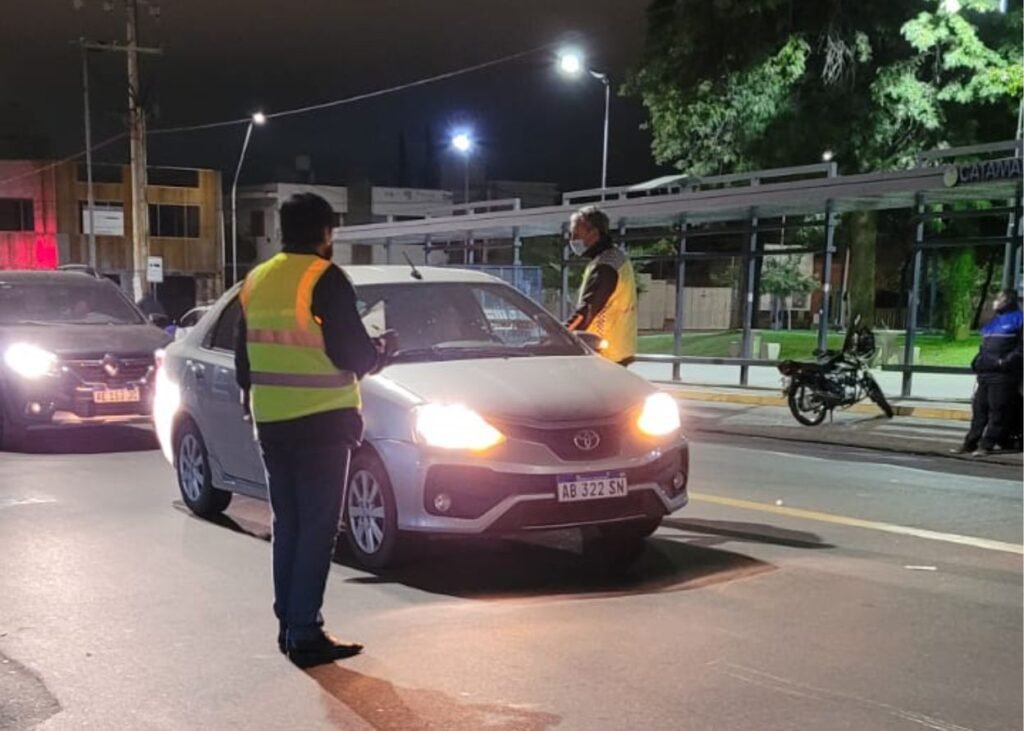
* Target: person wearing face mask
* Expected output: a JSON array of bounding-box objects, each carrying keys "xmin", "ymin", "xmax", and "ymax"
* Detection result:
[
  {"xmin": 955, "ymin": 288, "xmax": 1023, "ymax": 457},
  {"xmin": 234, "ymin": 192, "xmax": 396, "ymax": 667},
  {"xmin": 565, "ymin": 205, "xmax": 638, "ymax": 366}
]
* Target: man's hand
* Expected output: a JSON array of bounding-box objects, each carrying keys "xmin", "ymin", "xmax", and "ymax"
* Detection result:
[{"xmin": 371, "ymin": 330, "xmax": 399, "ymax": 373}]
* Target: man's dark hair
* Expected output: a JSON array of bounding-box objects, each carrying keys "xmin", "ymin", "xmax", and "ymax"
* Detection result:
[
  {"xmin": 280, "ymin": 193, "xmax": 336, "ymax": 251},
  {"xmin": 999, "ymin": 288, "xmax": 1020, "ymax": 310},
  {"xmin": 572, "ymin": 205, "xmax": 610, "ymax": 236}
]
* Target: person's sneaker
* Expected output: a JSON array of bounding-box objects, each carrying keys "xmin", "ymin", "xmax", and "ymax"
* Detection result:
[
  {"xmin": 286, "ymin": 630, "xmax": 363, "ymax": 669},
  {"xmin": 971, "ymin": 448, "xmax": 993, "ymax": 457},
  {"xmin": 948, "ymin": 446, "xmax": 973, "ymax": 455}
]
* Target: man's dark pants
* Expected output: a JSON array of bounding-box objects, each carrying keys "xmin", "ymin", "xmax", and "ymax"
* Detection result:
[
  {"xmin": 964, "ymin": 381, "xmax": 1018, "ymax": 451},
  {"xmin": 259, "ymin": 441, "xmax": 351, "ymax": 643}
]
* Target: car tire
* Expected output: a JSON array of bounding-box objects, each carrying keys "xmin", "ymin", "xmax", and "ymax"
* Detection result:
[
  {"xmin": 343, "ymin": 451, "xmax": 404, "ymax": 570},
  {"xmin": 0, "ymin": 398, "xmax": 22, "ymax": 451},
  {"xmin": 175, "ymin": 420, "xmax": 231, "ymax": 517}
]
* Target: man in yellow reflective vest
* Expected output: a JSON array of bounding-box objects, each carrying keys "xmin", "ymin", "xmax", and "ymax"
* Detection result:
[
  {"xmin": 565, "ymin": 205, "xmax": 638, "ymax": 366},
  {"xmin": 234, "ymin": 193, "xmax": 393, "ymax": 668}
]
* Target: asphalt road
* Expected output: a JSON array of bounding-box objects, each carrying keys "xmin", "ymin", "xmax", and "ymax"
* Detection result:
[{"xmin": 1, "ymin": 423, "xmax": 1020, "ymax": 731}]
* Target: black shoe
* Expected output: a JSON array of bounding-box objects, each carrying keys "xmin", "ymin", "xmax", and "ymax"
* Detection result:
[
  {"xmin": 277, "ymin": 623, "xmax": 287, "ymax": 654},
  {"xmin": 286, "ymin": 630, "xmax": 363, "ymax": 669}
]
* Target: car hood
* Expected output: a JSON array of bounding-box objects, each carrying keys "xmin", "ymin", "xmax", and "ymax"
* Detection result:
[
  {"xmin": 0, "ymin": 324, "xmax": 171, "ymax": 358},
  {"xmin": 376, "ymin": 355, "xmax": 655, "ymax": 423}
]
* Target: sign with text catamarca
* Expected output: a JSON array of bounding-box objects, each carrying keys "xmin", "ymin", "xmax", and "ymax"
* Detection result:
[{"xmin": 944, "ymin": 157, "xmax": 1023, "ymax": 187}]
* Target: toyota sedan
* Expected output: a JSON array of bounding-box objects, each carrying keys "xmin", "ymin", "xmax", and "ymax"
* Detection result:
[{"xmin": 154, "ymin": 266, "xmax": 689, "ymax": 568}]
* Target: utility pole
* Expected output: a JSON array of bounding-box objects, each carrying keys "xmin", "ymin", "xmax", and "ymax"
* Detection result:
[
  {"xmin": 80, "ymin": 0, "xmax": 162, "ymax": 301},
  {"xmin": 75, "ymin": 40, "xmax": 97, "ymax": 270}
]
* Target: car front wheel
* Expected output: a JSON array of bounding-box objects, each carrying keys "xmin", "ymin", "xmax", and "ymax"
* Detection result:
[
  {"xmin": 175, "ymin": 420, "xmax": 231, "ymax": 517},
  {"xmin": 343, "ymin": 451, "xmax": 403, "ymax": 570}
]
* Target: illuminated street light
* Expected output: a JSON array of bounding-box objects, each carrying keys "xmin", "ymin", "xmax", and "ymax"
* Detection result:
[
  {"xmin": 230, "ymin": 111, "xmax": 266, "ymax": 286},
  {"xmin": 557, "ymin": 48, "xmax": 611, "ymax": 194},
  {"xmin": 822, "ymin": 149, "xmax": 835, "ymax": 162},
  {"xmin": 558, "ymin": 51, "xmax": 584, "ymax": 76},
  {"xmin": 451, "ymin": 132, "xmax": 473, "ymax": 154}
]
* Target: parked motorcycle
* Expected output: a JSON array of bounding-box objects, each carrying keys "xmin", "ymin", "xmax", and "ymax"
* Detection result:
[{"xmin": 777, "ymin": 318, "xmax": 894, "ymax": 426}]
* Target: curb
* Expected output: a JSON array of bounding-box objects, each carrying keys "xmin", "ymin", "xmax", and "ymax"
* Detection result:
[{"xmin": 658, "ymin": 385, "xmax": 971, "ymax": 422}]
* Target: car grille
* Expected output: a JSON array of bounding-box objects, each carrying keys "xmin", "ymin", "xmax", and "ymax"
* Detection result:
[
  {"xmin": 63, "ymin": 357, "xmax": 154, "ymax": 384},
  {"xmin": 494, "ymin": 419, "xmax": 624, "ymax": 461}
]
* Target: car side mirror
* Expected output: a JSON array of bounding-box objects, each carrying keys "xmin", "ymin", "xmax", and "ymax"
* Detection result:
[
  {"xmin": 149, "ymin": 313, "xmax": 170, "ymax": 329},
  {"xmin": 174, "ymin": 327, "xmax": 191, "ymax": 341},
  {"xmin": 575, "ymin": 331, "xmax": 608, "ymax": 353}
]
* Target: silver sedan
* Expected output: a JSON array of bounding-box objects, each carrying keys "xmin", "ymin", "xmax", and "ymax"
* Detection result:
[{"xmin": 153, "ymin": 267, "xmax": 689, "ymax": 569}]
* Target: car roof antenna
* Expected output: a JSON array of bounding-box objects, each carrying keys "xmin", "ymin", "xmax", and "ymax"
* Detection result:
[{"xmin": 402, "ymin": 251, "xmax": 423, "ymax": 280}]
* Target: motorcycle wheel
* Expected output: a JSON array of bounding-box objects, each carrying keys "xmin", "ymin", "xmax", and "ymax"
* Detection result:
[
  {"xmin": 864, "ymin": 376, "xmax": 894, "ymax": 418},
  {"xmin": 787, "ymin": 382, "xmax": 828, "ymax": 426}
]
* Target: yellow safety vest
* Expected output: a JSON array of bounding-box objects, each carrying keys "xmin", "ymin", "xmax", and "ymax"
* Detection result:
[
  {"xmin": 240, "ymin": 252, "xmax": 360, "ymax": 423},
  {"xmin": 579, "ymin": 247, "xmax": 638, "ymax": 363}
]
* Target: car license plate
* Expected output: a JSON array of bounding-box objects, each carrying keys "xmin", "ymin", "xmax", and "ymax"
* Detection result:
[
  {"xmin": 556, "ymin": 472, "xmax": 628, "ymax": 503},
  {"xmin": 93, "ymin": 387, "xmax": 140, "ymax": 404}
]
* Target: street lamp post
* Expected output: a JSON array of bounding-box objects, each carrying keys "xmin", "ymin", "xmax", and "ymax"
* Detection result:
[
  {"xmin": 451, "ymin": 132, "xmax": 474, "ymax": 264},
  {"xmin": 559, "ymin": 51, "xmax": 611, "ymax": 193},
  {"xmin": 230, "ymin": 111, "xmax": 265, "ymax": 287}
]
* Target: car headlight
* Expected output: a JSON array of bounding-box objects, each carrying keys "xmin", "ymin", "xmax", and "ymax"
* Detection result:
[
  {"xmin": 415, "ymin": 404, "xmax": 505, "ymax": 452},
  {"xmin": 637, "ymin": 392, "xmax": 681, "ymax": 437},
  {"xmin": 3, "ymin": 343, "xmax": 58, "ymax": 379}
]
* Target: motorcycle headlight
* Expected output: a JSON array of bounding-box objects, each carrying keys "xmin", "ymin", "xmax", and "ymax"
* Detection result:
[
  {"xmin": 637, "ymin": 392, "xmax": 681, "ymax": 437},
  {"xmin": 415, "ymin": 404, "xmax": 506, "ymax": 452},
  {"xmin": 3, "ymin": 343, "xmax": 58, "ymax": 379}
]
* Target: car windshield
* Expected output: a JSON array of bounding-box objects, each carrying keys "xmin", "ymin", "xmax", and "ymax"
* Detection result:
[
  {"xmin": 356, "ymin": 281, "xmax": 585, "ymax": 363},
  {"xmin": 0, "ymin": 279, "xmax": 144, "ymax": 326}
]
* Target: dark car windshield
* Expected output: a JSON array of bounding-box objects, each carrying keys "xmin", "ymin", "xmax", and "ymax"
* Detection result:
[
  {"xmin": 356, "ymin": 282, "xmax": 585, "ymax": 363},
  {"xmin": 0, "ymin": 279, "xmax": 144, "ymax": 326}
]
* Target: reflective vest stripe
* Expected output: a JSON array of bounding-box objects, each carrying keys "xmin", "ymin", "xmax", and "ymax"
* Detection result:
[
  {"xmin": 250, "ymin": 371, "xmax": 356, "ymax": 388},
  {"xmin": 247, "ymin": 328, "xmax": 325, "ymax": 348},
  {"xmin": 295, "ymin": 258, "xmax": 330, "ymax": 331}
]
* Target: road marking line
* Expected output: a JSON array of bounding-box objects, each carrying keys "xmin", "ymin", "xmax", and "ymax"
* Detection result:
[{"xmin": 690, "ymin": 493, "xmax": 1024, "ymax": 555}]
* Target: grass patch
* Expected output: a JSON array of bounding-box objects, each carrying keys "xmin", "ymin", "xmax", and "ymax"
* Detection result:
[{"xmin": 638, "ymin": 330, "xmax": 980, "ymax": 366}]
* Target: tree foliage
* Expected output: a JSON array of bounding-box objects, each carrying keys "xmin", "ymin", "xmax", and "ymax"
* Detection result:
[{"xmin": 625, "ymin": 0, "xmax": 1022, "ymax": 174}]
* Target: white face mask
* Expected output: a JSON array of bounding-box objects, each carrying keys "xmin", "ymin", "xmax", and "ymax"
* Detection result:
[{"xmin": 569, "ymin": 239, "xmax": 588, "ymax": 257}]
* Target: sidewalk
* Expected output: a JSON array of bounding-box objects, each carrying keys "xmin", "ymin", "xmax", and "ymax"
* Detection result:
[{"xmin": 659, "ymin": 383, "xmax": 1022, "ymax": 468}]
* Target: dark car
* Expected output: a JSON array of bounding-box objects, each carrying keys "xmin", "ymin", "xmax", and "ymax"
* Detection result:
[{"xmin": 0, "ymin": 270, "xmax": 172, "ymax": 448}]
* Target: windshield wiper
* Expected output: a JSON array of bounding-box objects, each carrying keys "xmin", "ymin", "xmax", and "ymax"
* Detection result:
[{"xmin": 390, "ymin": 344, "xmax": 528, "ymax": 362}]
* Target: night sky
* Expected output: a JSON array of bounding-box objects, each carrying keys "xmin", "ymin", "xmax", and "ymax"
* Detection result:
[{"xmin": 2, "ymin": 0, "xmax": 672, "ymax": 192}]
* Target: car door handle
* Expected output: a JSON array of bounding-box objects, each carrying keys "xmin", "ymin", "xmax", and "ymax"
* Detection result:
[{"xmin": 189, "ymin": 362, "xmax": 206, "ymax": 381}]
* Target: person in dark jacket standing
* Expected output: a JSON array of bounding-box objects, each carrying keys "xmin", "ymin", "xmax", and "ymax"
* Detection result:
[
  {"xmin": 957, "ymin": 289, "xmax": 1023, "ymax": 456},
  {"xmin": 234, "ymin": 193, "xmax": 394, "ymax": 667}
]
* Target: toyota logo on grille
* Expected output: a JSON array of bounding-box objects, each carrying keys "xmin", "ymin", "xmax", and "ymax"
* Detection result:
[
  {"xmin": 102, "ymin": 354, "xmax": 121, "ymax": 377},
  {"xmin": 573, "ymin": 429, "xmax": 601, "ymax": 451}
]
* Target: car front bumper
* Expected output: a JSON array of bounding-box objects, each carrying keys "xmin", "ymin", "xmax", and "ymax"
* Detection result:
[
  {"xmin": 375, "ymin": 435, "xmax": 690, "ymax": 535},
  {"xmin": 1, "ymin": 368, "xmax": 156, "ymax": 430}
]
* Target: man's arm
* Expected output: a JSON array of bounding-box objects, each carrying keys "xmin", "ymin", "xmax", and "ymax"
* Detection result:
[
  {"xmin": 566, "ymin": 264, "xmax": 618, "ymax": 331},
  {"xmin": 312, "ymin": 265, "xmax": 384, "ymax": 378},
  {"xmin": 234, "ymin": 310, "xmax": 252, "ymax": 415}
]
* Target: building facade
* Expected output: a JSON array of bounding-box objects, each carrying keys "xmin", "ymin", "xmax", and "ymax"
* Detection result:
[{"xmin": 0, "ymin": 160, "xmax": 224, "ymax": 319}]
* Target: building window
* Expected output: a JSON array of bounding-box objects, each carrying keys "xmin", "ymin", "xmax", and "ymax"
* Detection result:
[
  {"xmin": 249, "ymin": 210, "xmax": 265, "ymax": 237},
  {"xmin": 0, "ymin": 199, "xmax": 34, "ymax": 231},
  {"xmin": 352, "ymin": 245, "xmax": 373, "ymax": 265},
  {"xmin": 147, "ymin": 168, "xmax": 200, "ymax": 188},
  {"xmin": 149, "ymin": 204, "xmax": 200, "ymax": 238},
  {"xmin": 77, "ymin": 164, "xmax": 122, "ymax": 183},
  {"xmin": 331, "ymin": 211, "xmax": 342, "ymax": 228}
]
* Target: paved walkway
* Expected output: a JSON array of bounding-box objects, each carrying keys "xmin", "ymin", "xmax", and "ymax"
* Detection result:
[
  {"xmin": 665, "ymin": 392, "xmax": 1022, "ymax": 468},
  {"xmin": 630, "ymin": 361, "xmax": 975, "ymax": 401}
]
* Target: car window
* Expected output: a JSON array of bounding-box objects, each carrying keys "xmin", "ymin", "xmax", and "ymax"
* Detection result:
[
  {"xmin": 208, "ymin": 298, "xmax": 241, "ymax": 352},
  {"xmin": 356, "ymin": 282, "xmax": 583, "ymax": 362},
  {"xmin": 0, "ymin": 279, "xmax": 144, "ymax": 325}
]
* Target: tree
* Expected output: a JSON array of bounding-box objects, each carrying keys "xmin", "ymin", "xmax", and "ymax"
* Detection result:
[
  {"xmin": 626, "ymin": 0, "xmax": 1021, "ymax": 323},
  {"xmin": 760, "ymin": 254, "xmax": 818, "ymax": 330}
]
